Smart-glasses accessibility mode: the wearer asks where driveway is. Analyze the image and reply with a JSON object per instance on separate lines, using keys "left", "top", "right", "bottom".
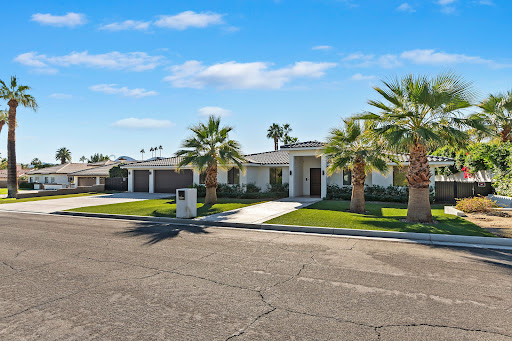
{"left": 198, "top": 196, "right": 321, "bottom": 224}
{"left": 0, "top": 192, "right": 174, "bottom": 214}
{"left": 0, "top": 212, "right": 510, "bottom": 340}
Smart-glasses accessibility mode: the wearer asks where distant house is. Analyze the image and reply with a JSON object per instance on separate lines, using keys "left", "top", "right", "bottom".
{"left": 26, "top": 160, "right": 118, "bottom": 188}
{"left": 0, "top": 164, "right": 32, "bottom": 188}
{"left": 121, "top": 141, "right": 454, "bottom": 197}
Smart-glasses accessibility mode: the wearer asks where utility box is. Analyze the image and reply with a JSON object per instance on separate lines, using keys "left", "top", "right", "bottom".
{"left": 176, "top": 188, "right": 197, "bottom": 218}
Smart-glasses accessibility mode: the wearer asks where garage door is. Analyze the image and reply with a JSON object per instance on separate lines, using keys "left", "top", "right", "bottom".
{"left": 154, "top": 170, "right": 193, "bottom": 193}
{"left": 78, "top": 177, "right": 96, "bottom": 186}
{"left": 134, "top": 170, "right": 150, "bottom": 192}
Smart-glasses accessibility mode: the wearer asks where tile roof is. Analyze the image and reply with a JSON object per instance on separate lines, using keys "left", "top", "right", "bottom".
{"left": 0, "top": 168, "right": 31, "bottom": 178}
{"left": 280, "top": 141, "right": 326, "bottom": 149}
{"left": 124, "top": 157, "right": 184, "bottom": 167}
{"left": 87, "top": 160, "right": 116, "bottom": 166}
{"left": 26, "top": 163, "right": 91, "bottom": 175}
{"left": 69, "top": 162, "right": 121, "bottom": 177}
{"left": 245, "top": 150, "right": 290, "bottom": 165}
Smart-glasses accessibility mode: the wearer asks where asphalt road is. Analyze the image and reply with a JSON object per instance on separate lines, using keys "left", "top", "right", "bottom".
{"left": 0, "top": 212, "right": 511, "bottom": 340}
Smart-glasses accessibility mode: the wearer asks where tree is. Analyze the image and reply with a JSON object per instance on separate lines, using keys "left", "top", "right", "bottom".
{"left": 88, "top": 153, "right": 110, "bottom": 163}
{"left": 159, "top": 145, "right": 163, "bottom": 157}
{"left": 150, "top": 147, "right": 154, "bottom": 158}
{"left": 176, "top": 116, "right": 246, "bottom": 204}
{"left": 55, "top": 147, "right": 72, "bottom": 164}
{"left": 0, "top": 107, "right": 7, "bottom": 137}
{"left": 361, "top": 73, "right": 482, "bottom": 223}
{"left": 267, "top": 123, "right": 283, "bottom": 151}
{"left": 476, "top": 91, "right": 512, "bottom": 142}
{"left": 322, "top": 118, "right": 390, "bottom": 213}
{"left": 0, "top": 76, "right": 38, "bottom": 198}
{"left": 79, "top": 156, "right": 87, "bottom": 163}
{"left": 140, "top": 148, "right": 145, "bottom": 160}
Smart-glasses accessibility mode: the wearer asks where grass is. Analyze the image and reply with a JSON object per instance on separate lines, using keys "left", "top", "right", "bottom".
{"left": 0, "top": 192, "right": 100, "bottom": 204}
{"left": 67, "top": 198, "right": 268, "bottom": 218}
{"left": 266, "top": 200, "right": 496, "bottom": 237}
{"left": 0, "top": 188, "right": 6, "bottom": 195}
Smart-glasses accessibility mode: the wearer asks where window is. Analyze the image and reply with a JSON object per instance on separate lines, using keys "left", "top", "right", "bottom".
{"left": 29, "top": 177, "right": 33, "bottom": 183}
{"left": 227, "top": 167, "right": 240, "bottom": 185}
{"left": 50, "top": 177, "right": 55, "bottom": 183}
{"left": 35, "top": 177, "right": 39, "bottom": 182}
{"left": 44, "top": 177, "right": 49, "bottom": 183}
{"left": 342, "top": 169, "right": 351, "bottom": 186}
{"left": 199, "top": 171, "right": 207, "bottom": 184}
{"left": 270, "top": 168, "right": 283, "bottom": 184}
{"left": 68, "top": 177, "right": 73, "bottom": 183}
{"left": 393, "top": 166, "right": 408, "bottom": 186}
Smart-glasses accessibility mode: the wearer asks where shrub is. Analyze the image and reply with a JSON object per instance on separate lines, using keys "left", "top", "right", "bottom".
{"left": 455, "top": 196, "right": 500, "bottom": 213}
{"left": 326, "top": 184, "right": 435, "bottom": 203}
{"left": 192, "top": 183, "right": 286, "bottom": 199}
{"left": 267, "top": 183, "right": 289, "bottom": 193}
{"left": 109, "top": 165, "right": 128, "bottom": 178}
{"left": 19, "top": 182, "right": 34, "bottom": 190}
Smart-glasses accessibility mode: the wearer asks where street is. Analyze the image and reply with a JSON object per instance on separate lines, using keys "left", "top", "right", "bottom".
{"left": 0, "top": 212, "right": 511, "bottom": 340}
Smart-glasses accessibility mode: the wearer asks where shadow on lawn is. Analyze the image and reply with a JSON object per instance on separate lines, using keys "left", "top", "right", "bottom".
{"left": 118, "top": 222, "right": 209, "bottom": 245}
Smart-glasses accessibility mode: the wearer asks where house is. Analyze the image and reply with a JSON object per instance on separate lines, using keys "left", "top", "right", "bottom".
{"left": 26, "top": 160, "right": 118, "bottom": 188}
{"left": 122, "top": 141, "right": 455, "bottom": 197}
{"left": 0, "top": 164, "right": 31, "bottom": 188}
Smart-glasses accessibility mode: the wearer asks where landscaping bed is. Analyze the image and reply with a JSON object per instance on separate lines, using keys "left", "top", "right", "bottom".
{"left": 265, "top": 200, "right": 496, "bottom": 237}
{"left": 463, "top": 212, "right": 512, "bottom": 238}
{"left": 66, "top": 198, "right": 268, "bottom": 218}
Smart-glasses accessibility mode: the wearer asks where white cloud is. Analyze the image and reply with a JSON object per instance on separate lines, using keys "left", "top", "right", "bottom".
{"left": 49, "top": 93, "right": 72, "bottom": 99}
{"left": 343, "top": 53, "right": 402, "bottom": 68}
{"left": 154, "top": 11, "right": 224, "bottom": 30}
{"left": 400, "top": 49, "right": 495, "bottom": 65}
{"left": 99, "top": 20, "right": 150, "bottom": 31}
{"left": 197, "top": 106, "right": 231, "bottom": 117}
{"left": 476, "top": 0, "right": 494, "bottom": 5}
{"left": 436, "top": 0, "right": 457, "bottom": 13}
{"left": 89, "top": 84, "right": 158, "bottom": 98}
{"left": 31, "top": 12, "right": 86, "bottom": 27}
{"left": 396, "top": 3, "right": 415, "bottom": 12}
{"left": 14, "top": 51, "right": 164, "bottom": 73}
{"left": 312, "top": 45, "right": 333, "bottom": 50}
{"left": 351, "top": 73, "right": 376, "bottom": 81}
{"left": 164, "top": 60, "right": 337, "bottom": 89}
{"left": 437, "top": 0, "right": 456, "bottom": 4}
{"left": 111, "top": 118, "right": 174, "bottom": 129}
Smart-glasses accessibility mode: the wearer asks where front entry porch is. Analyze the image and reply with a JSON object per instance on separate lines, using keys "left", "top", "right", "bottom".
{"left": 289, "top": 154, "right": 327, "bottom": 198}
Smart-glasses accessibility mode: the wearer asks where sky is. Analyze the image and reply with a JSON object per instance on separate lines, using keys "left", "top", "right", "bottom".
{"left": 1, "top": 0, "right": 511, "bottom": 164}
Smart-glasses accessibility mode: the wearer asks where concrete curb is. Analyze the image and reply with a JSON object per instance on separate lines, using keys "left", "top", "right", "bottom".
{"left": 54, "top": 211, "right": 512, "bottom": 249}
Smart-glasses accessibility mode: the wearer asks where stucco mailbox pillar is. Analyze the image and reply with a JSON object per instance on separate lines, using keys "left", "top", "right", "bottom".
{"left": 176, "top": 188, "right": 197, "bottom": 219}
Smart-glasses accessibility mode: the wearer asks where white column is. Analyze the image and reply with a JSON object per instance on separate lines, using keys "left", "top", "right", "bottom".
{"left": 128, "top": 170, "right": 134, "bottom": 192}
{"left": 96, "top": 176, "right": 101, "bottom": 185}
{"left": 149, "top": 170, "right": 155, "bottom": 193}
{"left": 193, "top": 169, "right": 200, "bottom": 185}
{"left": 289, "top": 155, "right": 295, "bottom": 197}
{"left": 321, "top": 156, "right": 327, "bottom": 199}
{"left": 73, "top": 176, "right": 78, "bottom": 188}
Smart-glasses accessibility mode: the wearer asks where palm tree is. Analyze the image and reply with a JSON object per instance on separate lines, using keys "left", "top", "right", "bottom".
{"left": 477, "top": 91, "right": 512, "bottom": 142}
{"left": 140, "top": 148, "right": 145, "bottom": 160}
{"left": 0, "top": 76, "right": 38, "bottom": 198}
{"left": 361, "top": 73, "right": 482, "bottom": 223}
{"left": 176, "top": 115, "right": 247, "bottom": 204}
{"left": 322, "top": 118, "right": 390, "bottom": 213}
{"left": 55, "top": 147, "right": 72, "bottom": 164}
{"left": 79, "top": 156, "right": 87, "bottom": 163}
{"left": 150, "top": 147, "right": 154, "bottom": 158}
{"left": 88, "top": 153, "right": 110, "bottom": 163}
{"left": 159, "top": 145, "right": 163, "bottom": 157}
{"left": 0, "top": 107, "right": 7, "bottom": 136}
{"left": 267, "top": 123, "right": 283, "bottom": 151}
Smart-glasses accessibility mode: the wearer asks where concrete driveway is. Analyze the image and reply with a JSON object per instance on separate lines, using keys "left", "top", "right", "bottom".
{"left": 0, "top": 212, "right": 511, "bottom": 340}
{"left": 0, "top": 192, "right": 174, "bottom": 214}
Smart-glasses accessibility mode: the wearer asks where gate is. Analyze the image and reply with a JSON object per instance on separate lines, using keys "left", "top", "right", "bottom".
{"left": 105, "top": 177, "right": 128, "bottom": 191}
{"left": 435, "top": 181, "right": 494, "bottom": 203}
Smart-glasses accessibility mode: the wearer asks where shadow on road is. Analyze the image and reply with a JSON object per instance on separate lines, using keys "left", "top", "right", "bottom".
{"left": 118, "top": 222, "right": 209, "bottom": 245}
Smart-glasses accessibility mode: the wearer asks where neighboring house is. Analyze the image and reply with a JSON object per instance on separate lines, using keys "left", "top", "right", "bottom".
{"left": 122, "top": 141, "right": 454, "bottom": 197}
{"left": 69, "top": 162, "right": 121, "bottom": 186}
{"left": 0, "top": 165, "right": 31, "bottom": 188}
{"left": 26, "top": 160, "right": 117, "bottom": 188}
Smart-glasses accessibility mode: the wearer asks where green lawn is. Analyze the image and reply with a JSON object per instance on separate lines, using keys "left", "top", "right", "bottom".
{"left": 266, "top": 200, "right": 495, "bottom": 237}
{"left": 67, "top": 198, "right": 267, "bottom": 218}
{"left": 0, "top": 188, "right": 6, "bottom": 195}
{"left": 0, "top": 192, "right": 100, "bottom": 204}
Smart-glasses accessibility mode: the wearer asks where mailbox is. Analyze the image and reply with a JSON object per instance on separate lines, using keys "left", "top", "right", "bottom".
{"left": 176, "top": 188, "right": 197, "bottom": 218}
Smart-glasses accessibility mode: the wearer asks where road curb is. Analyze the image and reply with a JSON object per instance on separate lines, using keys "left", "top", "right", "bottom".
{"left": 54, "top": 211, "right": 512, "bottom": 249}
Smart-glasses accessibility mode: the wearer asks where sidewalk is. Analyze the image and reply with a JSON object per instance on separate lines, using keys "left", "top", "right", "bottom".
{"left": 197, "top": 197, "right": 322, "bottom": 224}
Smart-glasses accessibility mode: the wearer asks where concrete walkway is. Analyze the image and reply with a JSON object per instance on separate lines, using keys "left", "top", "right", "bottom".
{"left": 198, "top": 197, "right": 321, "bottom": 224}
{"left": 0, "top": 192, "right": 174, "bottom": 214}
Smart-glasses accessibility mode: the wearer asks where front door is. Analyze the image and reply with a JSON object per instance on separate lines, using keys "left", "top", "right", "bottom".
{"left": 310, "top": 168, "right": 321, "bottom": 196}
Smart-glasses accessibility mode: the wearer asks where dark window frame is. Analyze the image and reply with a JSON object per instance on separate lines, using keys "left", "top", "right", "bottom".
{"left": 227, "top": 167, "right": 240, "bottom": 185}
{"left": 270, "top": 167, "right": 283, "bottom": 185}
{"left": 342, "top": 169, "right": 352, "bottom": 186}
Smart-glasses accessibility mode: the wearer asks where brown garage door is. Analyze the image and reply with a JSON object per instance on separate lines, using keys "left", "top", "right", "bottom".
{"left": 78, "top": 177, "right": 96, "bottom": 186}
{"left": 134, "top": 170, "right": 150, "bottom": 192}
{"left": 154, "top": 170, "right": 193, "bottom": 193}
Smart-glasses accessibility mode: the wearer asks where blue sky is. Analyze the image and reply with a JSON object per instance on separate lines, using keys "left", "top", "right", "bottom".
{"left": 1, "top": 0, "right": 511, "bottom": 163}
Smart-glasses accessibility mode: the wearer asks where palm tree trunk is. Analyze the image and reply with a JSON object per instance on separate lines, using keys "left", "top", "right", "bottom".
{"left": 406, "top": 142, "right": 433, "bottom": 223}
{"left": 7, "top": 99, "right": 18, "bottom": 198}
{"left": 0, "top": 121, "right": 4, "bottom": 136}
{"left": 204, "top": 162, "right": 218, "bottom": 205}
{"left": 274, "top": 137, "right": 278, "bottom": 151}
{"left": 350, "top": 159, "right": 366, "bottom": 213}
{"left": 501, "top": 126, "right": 512, "bottom": 142}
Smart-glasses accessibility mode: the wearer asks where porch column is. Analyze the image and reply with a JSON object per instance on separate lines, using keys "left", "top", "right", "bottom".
{"left": 128, "top": 170, "right": 134, "bottom": 192}
{"left": 149, "top": 170, "right": 155, "bottom": 193}
{"left": 73, "top": 176, "right": 78, "bottom": 188}
{"left": 289, "top": 155, "right": 295, "bottom": 197}
{"left": 321, "top": 156, "right": 327, "bottom": 199}
{"left": 96, "top": 176, "right": 101, "bottom": 185}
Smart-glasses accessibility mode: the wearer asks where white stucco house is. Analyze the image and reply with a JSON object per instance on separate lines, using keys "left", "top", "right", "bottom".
{"left": 122, "top": 141, "right": 455, "bottom": 198}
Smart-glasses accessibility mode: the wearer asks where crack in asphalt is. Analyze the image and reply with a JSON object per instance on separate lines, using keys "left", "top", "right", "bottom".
{"left": 374, "top": 323, "right": 512, "bottom": 340}
{"left": 1, "top": 261, "right": 15, "bottom": 270}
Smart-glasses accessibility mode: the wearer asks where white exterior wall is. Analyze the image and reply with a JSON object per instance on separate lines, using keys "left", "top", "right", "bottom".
{"left": 30, "top": 174, "right": 70, "bottom": 185}
{"left": 371, "top": 169, "right": 393, "bottom": 187}
{"left": 242, "top": 166, "right": 289, "bottom": 191}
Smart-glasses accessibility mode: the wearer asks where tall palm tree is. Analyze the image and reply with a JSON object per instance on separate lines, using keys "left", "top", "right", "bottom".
{"left": 322, "top": 118, "right": 390, "bottom": 213}
{"left": 159, "top": 145, "right": 163, "bottom": 157}
{"left": 150, "top": 147, "right": 154, "bottom": 158}
{"left": 0, "top": 76, "right": 38, "bottom": 198}
{"left": 361, "top": 73, "right": 482, "bottom": 223}
{"left": 477, "top": 91, "right": 512, "bottom": 142}
{"left": 267, "top": 123, "right": 283, "bottom": 151}
{"left": 0, "top": 108, "right": 7, "bottom": 136}
{"left": 79, "top": 156, "right": 87, "bottom": 163}
{"left": 55, "top": 147, "right": 72, "bottom": 164}
{"left": 176, "top": 116, "right": 246, "bottom": 204}
{"left": 140, "top": 149, "right": 145, "bottom": 160}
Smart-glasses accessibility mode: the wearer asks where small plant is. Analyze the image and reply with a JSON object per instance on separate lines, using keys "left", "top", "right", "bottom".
{"left": 455, "top": 196, "right": 500, "bottom": 213}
